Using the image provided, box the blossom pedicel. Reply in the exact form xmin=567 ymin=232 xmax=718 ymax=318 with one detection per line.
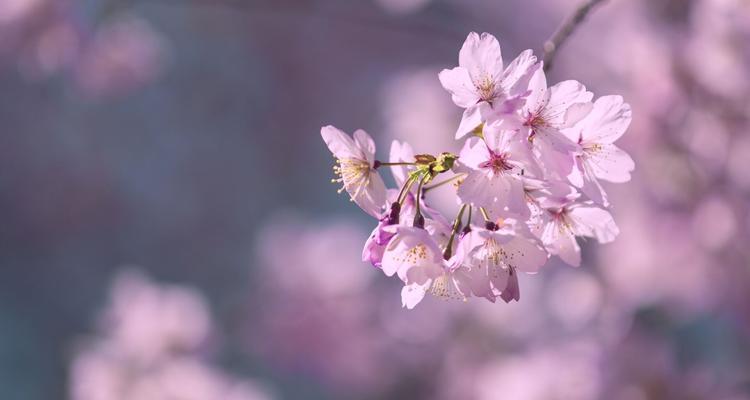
xmin=321 ymin=32 xmax=633 ymax=309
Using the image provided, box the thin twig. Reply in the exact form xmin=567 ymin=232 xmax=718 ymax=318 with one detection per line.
xmin=542 ymin=0 xmax=608 ymax=73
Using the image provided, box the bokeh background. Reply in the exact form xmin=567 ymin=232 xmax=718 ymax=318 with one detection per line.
xmin=1 ymin=0 xmax=750 ymax=399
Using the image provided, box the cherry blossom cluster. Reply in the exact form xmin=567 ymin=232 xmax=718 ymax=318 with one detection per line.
xmin=321 ymin=32 xmax=633 ymax=309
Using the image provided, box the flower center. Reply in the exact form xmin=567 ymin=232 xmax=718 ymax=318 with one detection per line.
xmin=479 ymin=151 xmax=513 ymax=174
xmin=583 ymin=143 xmax=603 ymax=154
xmin=483 ymin=237 xmax=508 ymax=267
xmin=551 ymin=208 xmax=574 ymax=234
xmin=430 ymin=274 xmax=466 ymax=301
xmin=524 ymin=112 xmax=547 ymax=129
xmin=394 ymin=244 xmax=428 ymax=265
xmin=475 ymin=75 xmax=497 ymax=102
xmin=332 ymin=157 xmax=371 ymax=200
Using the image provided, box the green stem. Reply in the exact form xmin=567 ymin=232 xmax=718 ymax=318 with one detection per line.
xmin=397 ymin=175 xmax=416 ymax=205
xmin=413 ymin=174 xmax=428 ymax=227
xmin=423 ymin=173 xmax=466 ymax=193
xmin=443 ymin=204 xmax=468 ymax=260
xmin=378 ymin=161 xmax=416 ymax=166
xmin=479 ymin=207 xmax=491 ymax=222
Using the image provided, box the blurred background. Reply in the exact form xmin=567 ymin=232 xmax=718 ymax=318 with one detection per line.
xmin=1 ymin=0 xmax=749 ymax=399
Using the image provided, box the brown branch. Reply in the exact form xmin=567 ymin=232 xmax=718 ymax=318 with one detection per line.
xmin=542 ymin=0 xmax=608 ymax=73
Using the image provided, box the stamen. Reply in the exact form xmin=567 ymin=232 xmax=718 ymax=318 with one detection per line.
xmin=332 ymin=157 xmax=372 ymax=201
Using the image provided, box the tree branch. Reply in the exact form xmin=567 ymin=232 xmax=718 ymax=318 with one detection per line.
xmin=542 ymin=0 xmax=608 ymax=73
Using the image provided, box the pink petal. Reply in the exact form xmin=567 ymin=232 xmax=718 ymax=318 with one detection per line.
xmin=523 ymin=67 xmax=549 ymax=115
xmin=578 ymin=95 xmax=632 ymax=145
xmin=320 ymin=125 xmax=362 ymax=160
xmin=500 ymin=49 xmax=538 ymax=97
xmin=502 ymin=236 xmax=549 ymax=273
xmin=439 ymin=67 xmax=480 ymax=109
xmin=586 ymin=144 xmax=635 ymax=183
xmin=545 ymin=80 xmax=593 ymax=127
xmin=458 ymin=136 xmax=491 ymax=170
xmin=454 ymin=106 xmax=484 ymax=139
xmin=401 ymin=282 xmax=429 ymax=309
xmin=458 ymin=32 xmax=504 ymax=84
xmin=353 ymin=129 xmax=377 ymax=165
xmin=389 ymin=140 xmax=416 ymax=187
xmin=351 ymin=172 xmax=388 ymax=218
xmin=567 ymin=205 xmax=620 ymax=243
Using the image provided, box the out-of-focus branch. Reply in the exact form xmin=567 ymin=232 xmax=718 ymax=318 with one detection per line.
xmin=542 ymin=0 xmax=608 ymax=73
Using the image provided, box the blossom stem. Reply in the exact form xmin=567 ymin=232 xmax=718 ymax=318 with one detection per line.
xmin=375 ymin=161 xmax=415 ymax=167
xmin=413 ymin=174 xmax=429 ymax=228
xmin=397 ymin=175 xmax=416 ymax=205
xmin=479 ymin=207 xmax=491 ymax=222
xmin=461 ymin=205 xmax=473 ymax=235
xmin=423 ymin=173 xmax=465 ymax=193
xmin=443 ymin=204 xmax=468 ymax=260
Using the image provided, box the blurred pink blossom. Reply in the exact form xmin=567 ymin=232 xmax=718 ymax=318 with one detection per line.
xmin=70 ymin=269 xmax=273 ymax=400
xmin=75 ymin=15 xmax=167 ymax=97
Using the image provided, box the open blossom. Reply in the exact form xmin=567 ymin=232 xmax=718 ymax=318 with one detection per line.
xmin=322 ymin=31 xmax=633 ymax=309
xmin=532 ymin=195 xmax=620 ymax=267
xmin=322 ymin=125 xmax=387 ymax=217
xmin=457 ymin=125 xmax=539 ymax=218
xmin=381 ymin=226 xmax=446 ymax=308
xmin=439 ymin=32 xmax=539 ymax=139
xmin=456 ymin=220 xmax=548 ymax=303
xmin=522 ymin=68 xmax=592 ymax=179
xmin=565 ymin=95 xmax=635 ymax=206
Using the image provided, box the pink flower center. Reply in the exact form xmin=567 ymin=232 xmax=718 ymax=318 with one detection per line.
xmin=523 ymin=112 xmax=546 ymax=128
xmin=480 ymin=151 xmax=513 ymax=174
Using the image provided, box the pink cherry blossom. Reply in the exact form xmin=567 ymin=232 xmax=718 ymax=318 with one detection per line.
xmin=439 ymin=32 xmax=539 ymax=138
xmin=322 ymin=29 xmax=634 ymax=309
xmin=321 ymin=125 xmax=387 ymax=218
xmin=565 ymin=95 xmax=634 ymax=206
xmin=532 ymin=198 xmax=620 ymax=267
xmin=456 ymin=125 xmax=538 ymax=218
xmin=522 ymin=68 xmax=592 ymax=179
xmin=381 ymin=226 xmax=445 ymax=308
xmin=456 ymin=221 xmax=548 ymax=303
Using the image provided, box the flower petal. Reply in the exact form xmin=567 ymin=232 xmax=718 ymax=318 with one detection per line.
xmin=544 ymin=80 xmax=593 ymax=127
xmin=321 ymin=125 xmax=362 ymax=160
xmin=353 ymin=129 xmax=377 ymax=165
xmin=577 ymin=95 xmax=632 ymax=145
xmin=401 ymin=282 xmax=429 ymax=309
xmin=500 ymin=49 xmax=538 ymax=98
xmin=454 ymin=106 xmax=484 ymax=139
xmin=567 ymin=205 xmax=620 ymax=243
xmin=439 ymin=67 xmax=480 ymax=109
xmin=459 ymin=32 xmax=504 ymax=84
xmin=586 ymin=144 xmax=635 ymax=183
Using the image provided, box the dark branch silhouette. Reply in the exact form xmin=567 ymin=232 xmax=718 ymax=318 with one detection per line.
xmin=542 ymin=0 xmax=608 ymax=73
